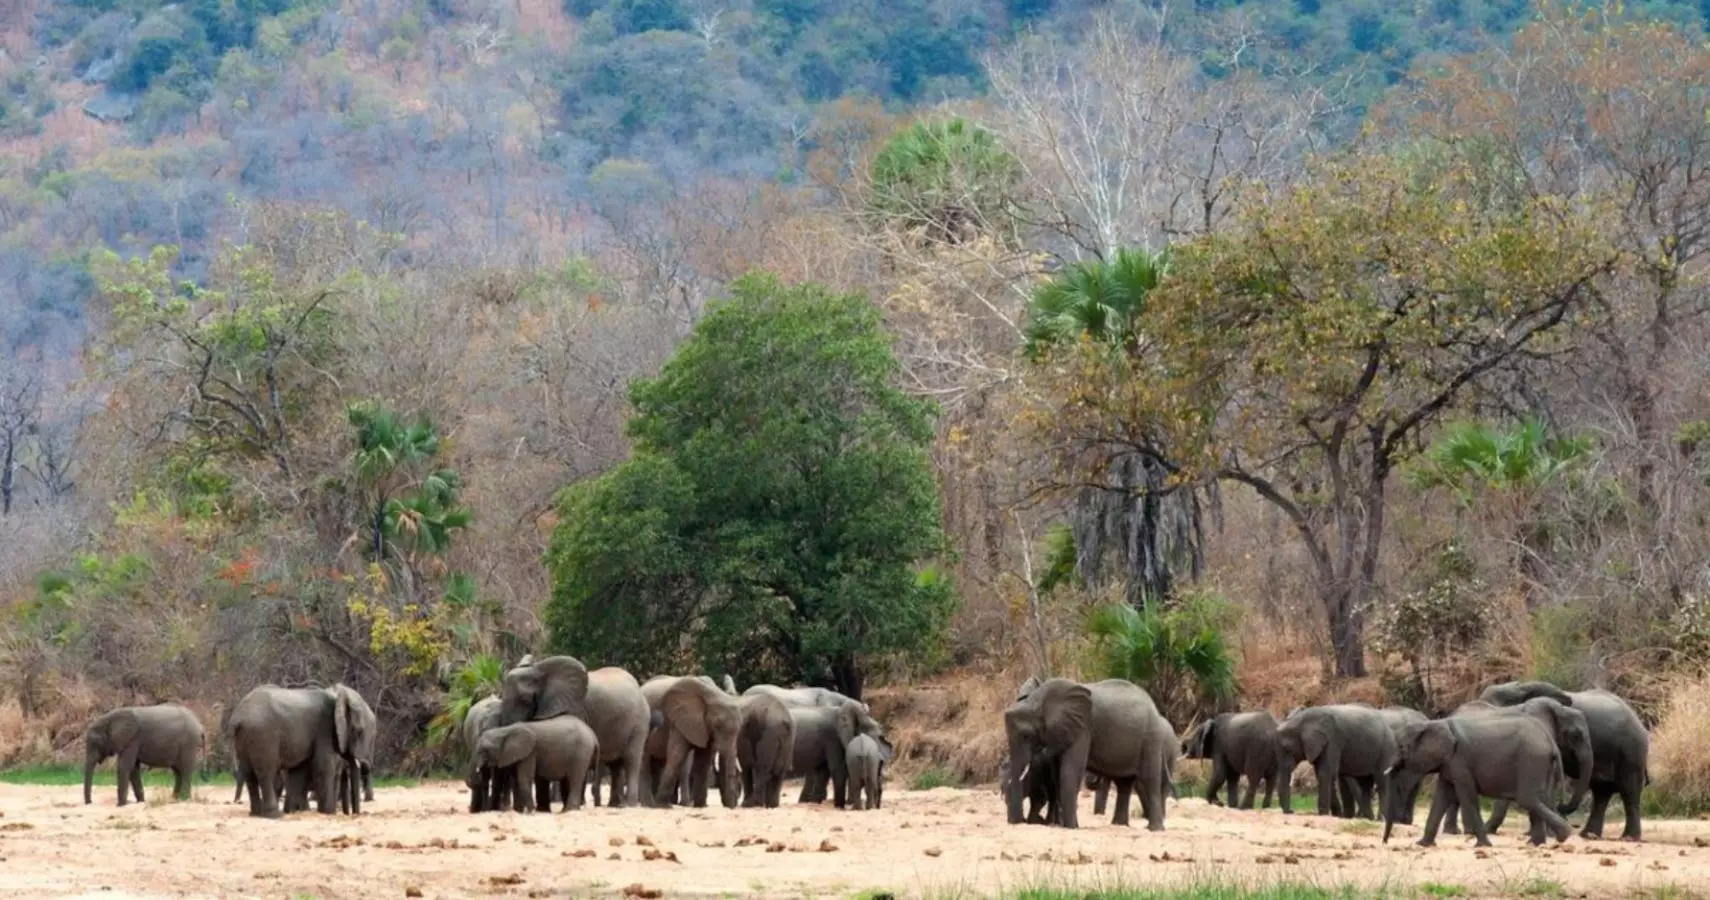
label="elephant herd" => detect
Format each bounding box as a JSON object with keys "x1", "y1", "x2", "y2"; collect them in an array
[
  {"x1": 1002, "y1": 676, "x2": 1651, "y2": 847},
  {"x1": 461, "y1": 656, "x2": 891, "y2": 813},
  {"x1": 80, "y1": 655, "x2": 891, "y2": 819},
  {"x1": 80, "y1": 664, "x2": 1651, "y2": 849}
]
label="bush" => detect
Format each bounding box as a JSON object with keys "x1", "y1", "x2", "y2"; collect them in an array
[
  {"x1": 1084, "y1": 590, "x2": 1239, "y2": 725},
  {"x1": 1647, "y1": 671, "x2": 1710, "y2": 815}
]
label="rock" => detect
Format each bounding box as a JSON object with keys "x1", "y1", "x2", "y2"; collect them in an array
[{"x1": 924, "y1": 847, "x2": 942, "y2": 857}]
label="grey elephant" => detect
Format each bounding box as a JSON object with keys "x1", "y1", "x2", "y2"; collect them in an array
[
  {"x1": 230, "y1": 684, "x2": 372, "y2": 817},
  {"x1": 847, "y1": 733, "x2": 886, "y2": 810},
  {"x1": 463, "y1": 695, "x2": 515, "y2": 812},
  {"x1": 1276, "y1": 704, "x2": 1398, "y2": 819},
  {"x1": 743, "y1": 683, "x2": 869, "y2": 712},
  {"x1": 647, "y1": 676, "x2": 742, "y2": 807},
  {"x1": 84, "y1": 703, "x2": 204, "y2": 806},
  {"x1": 1443, "y1": 698, "x2": 1593, "y2": 837},
  {"x1": 498, "y1": 656, "x2": 653, "y2": 810},
  {"x1": 787, "y1": 701, "x2": 882, "y2": 809},
  {"x1": 1003, "y1": 678, "x2": 1175, "y2": 830},
  {"x1": 1183, "y1": 711, "x2": 1285, "y2": 810},
  {"x1": 734, "y1": 692, "x2": 794, "y2": 808},
  {"x1": 1479, "y1": 680, "x2": 1649, "y2": 840},
  {"x1": 473, "y1": 716, "x2": 600, "y2": 813},
  {"x1": 1000, "y1": 754, "x2": 1060, "y2": 824},
  {"x1": 1384, "y1": 716, "x2": 1570, "y2": 847},
  {"x1": 1375, "y1": 706, "x2": 1429, "y2": 825}
]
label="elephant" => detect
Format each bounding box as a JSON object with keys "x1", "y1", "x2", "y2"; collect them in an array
[
  {"x1": 1000, "y1": 754, "x2": 1061, "y2": 824},
  {"x1": 645, "y1": 676, "x2": 741, "y2": 807},
  {"x1": 1003, "y1": 677, "x2": 1175, "y2": 830},
  {"x1": 230, "y1": 684, "x2": 372, "y2": 818},
  {"x1": 1444, "y1": 698, "x2": 1594, "y2": 837},
  {"x1": 788, "y1": 701, "x2": 882, "y2": 809},
  {"x1": 1275, "y1": 704, "x2": 1398, "y2": 819},
  {"x1": 473, "y1": 716, "x2": 600, "y2": 813},
  {"x1": 734, "y1": 692, "x2": 794, "y2": 808},
  {"x1": 1479, "y1": 680, "x2": 1649, "y2": 840},
  {"x1": 84, "y1": 703, "x2": 204, "y2": 806},
  {"x1": 1182, "y1": 711, "x2": 1286, "y2": 810},
  {"x1": 498, "y1": 656, "x2": 653, "y2": 809},
  {"x1": 1375, "y1": 706, "x2": 1429, "y2": 824},
  {"x1": 1384, "y1": 716, "x2": 1570, "y2": 847},
  {"x1": 463, "y1": 695, "x2": 515, "y2": 812},
  {"x1": 846, "y1": 733, "x2": 885, "y2": 810},
  {"x1": 742, "y1": 683, "x2": 869, "y2": 713}
]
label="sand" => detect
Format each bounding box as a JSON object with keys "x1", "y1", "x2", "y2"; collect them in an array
[{"x1": 2, "y1": 781, "x2": 1707, "y2": 898}]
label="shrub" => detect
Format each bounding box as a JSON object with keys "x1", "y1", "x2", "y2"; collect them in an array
[
  {"x1": 1085, "y1": 590, "x2": 1238, "y2": 725},
  {"x1": 1647, "y1": 671, "x2": 1710, "y2": 815}
]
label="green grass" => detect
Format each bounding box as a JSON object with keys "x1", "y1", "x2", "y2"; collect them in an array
[
  {"x1": 911, "y1": 768, "x2": 958, "y2": 790},
  {"x1": 1011, "y1": 886, "x2": 1401, "y2": 899},
  {"x1": 1417, "y1": 886, "x2": 1466, "y2": 899},
  {"x1": 0, "y1": 764, "x2": 419, "y2": 789}
]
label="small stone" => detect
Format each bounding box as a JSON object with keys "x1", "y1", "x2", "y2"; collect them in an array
[
  {"x1": 622, "y1": 885, "x2": 663, "y2": 899},
  {"x1": 635, "y1": 835, "x2": 654, "y2": 847},
  {"x1": 1600, "y1": 858, "x2": 1617, "y2": 868},
  {"x1": 563, "y1": 849, "x2": 596, "y2": 858},
  {"x1": 609, "y1": 837, "x2": 625, "y2": 847},
  {"x1": 818, "y1": 840, "x2": 838, "y2": 852},
  {"x1": 924, "y1": 847, "x2": 942, "y2": 858},
  {"x1": 607, "y1": 852, "x2": 622, "y2": 861},
  {"x1": 405, "y1": 887, "x2": 423, "y2": 898}
]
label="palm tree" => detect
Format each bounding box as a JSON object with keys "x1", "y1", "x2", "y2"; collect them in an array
[
  {"x1": 1086, "y1": 600, "x2": 1237, "y2": 726},
  {"x1": 869, "y1": 117, "x2": 1023, "y2": 244},
  {"x1": 425, "y1": 654, "x2": 505, "y2": 749},
  {"x1": 347, "y1": 401, "x2": 469, "y2": 564},
  {"x1": 1024, "y1": 247, "x2": 1204, "y2": 606}
]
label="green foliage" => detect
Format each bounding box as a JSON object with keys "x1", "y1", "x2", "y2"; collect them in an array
[
  {"x1": 869, "y1": 118, "x2": 1022, "y2": 244},
  {"x1": 345, "y1": 400, "x2": 470, "y2": 563},
  {"x1": 1407, "y1": 418, "x2": 1592, "y2": 503},
  {"x1": 425, "y1": 654, "x2": 505, "y2": 748},
  {"x1": 545, "y1": 273, "x2": 954, "y2": 691},
  {"x1": 1085, "y1": 592, "x2": 1238, "y2": 724},
  {"x1": 1024, "y1": 247, "x2": 1171, "y2": 360},
  {"x1": 1372, "y1": 541, "x2": 1495, "y2": 705},
  {"x1": 1035, "y1": 523, "x2": 1078, "y2": 595},
  {"x1": 909, "y1": 767, "x2": 957, "y2": 790}
]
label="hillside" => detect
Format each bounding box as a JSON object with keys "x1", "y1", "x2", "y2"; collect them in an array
[{"x1": 4, "y1": 0, "x2": 1710, "y2": 832}]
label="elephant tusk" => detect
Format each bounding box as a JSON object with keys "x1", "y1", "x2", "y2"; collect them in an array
[{"x1": 1018, "y1": 763, "x2": 1030, "y2": 784}]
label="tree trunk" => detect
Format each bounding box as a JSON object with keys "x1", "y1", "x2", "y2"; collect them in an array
[
  {"x1": 1323, "y1": 577, "x2": 1369, "y2": 678},
  {"x1": 830, "y1": 657, "x2": 863, "y2": 703},
  {"x1": 1, "y1": 437, "x2": 13, "y2": 515}
]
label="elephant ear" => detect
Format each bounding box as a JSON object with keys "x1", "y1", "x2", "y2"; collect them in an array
[
  {"x1": 663, "y1": 678, "x2": 715, "y2": 748},
  {"x1": 1038, "y1": 679, "x2": 1093, "y2": 754},
  {"x1": 1482, "y1": 680, "x2": 1572, "y2": 708},
  {"x1": 499, "y1": 725, "x2": 537, "y2": 767},
  {"x1": 835, "y1": 701, "x2": 860, "y2": 746},
  {"x1": 332, "y1": 685, "x2": 352, "y2": 756},
  {"x1": 534, "y1": 656, "x2": 589, "y2": 720},
  {"x1": 100, "y1": 710, "x2": 141, "y2": 754},
  {"x1": 1015, "y1": 676, "x2": 1042, "y2": 701},
  {"x1": 1412, "y1": 722, "x2": 1457, "y2": 769},
  {"x1": 876, "y1": 735, "x2": 895, "y2": 763}
]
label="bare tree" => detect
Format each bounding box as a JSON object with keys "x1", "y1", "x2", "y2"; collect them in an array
[{"x1": 0, "y1": 360, "x2": 41, "y2": 516}]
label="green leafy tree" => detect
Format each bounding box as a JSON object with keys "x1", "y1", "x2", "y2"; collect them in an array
[
  {"x1": 1038, "y1": 148, "x2": 1616, "y2": 677},
  {"x1": 345, "y1": 401, "x2": 470, "y2": 566},
  {"x1": 426, "y1": 654, "x2": 505, "y2": 749},
  {"x1": 869, "y1": 117, "x2": 1022, "y2": 245},
  {"x1": 545, "y1": 272, "x2": 954, "y2": 699}
]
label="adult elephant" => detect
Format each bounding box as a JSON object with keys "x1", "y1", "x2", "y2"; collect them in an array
[
  {"x1": 734, "y1": 692, "x2": 794, "y2": 808},
  {"x1": 647, "y1": 676, "x2": 741, "y2": 807},
  {"x1": 1276, "y1": 704, "x2": 1397, "y2": 819},
  {"x1": 463, "y1": 695, "x2": 512, "y2": 812},
  {"x1": 1440, "y1": 698, "x2": 1592, "y2": 836},
  {"x1": 84, "y1": 703, "x2": 204, "y2": 807},
  {"x1": 1479, "y1": 680, "x2": 1647, "y2": 840},
  {"x1": 1003, "y1": 678, "x2": 1175, "y2": 830},
  {"x1": 1384, "y1": 716, "x2": 1570, "y2": 847},
  {"x1": 498, "y1": 656, "x2": 653, "y2": 809},
  {"x1": 788, "y1": 700, "x2": 884, "y2": 809},
  {"x1": 230, "y1": 684, "x2": 372, "y2": 818},
  {"x1": 743, "y1": 683, "x2": 868, "y2": 713},
  {"x1": 1375, "y1": 706, "x2": 1429, "y2": 825},
  {"x1": 1182, "y1": 711, "x2": 1286, "y2": 810}
]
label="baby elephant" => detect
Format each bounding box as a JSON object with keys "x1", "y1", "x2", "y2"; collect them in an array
[
  {"x1": 846, "y1": 733, "x2": 886, "y2": 810},
  {"x1": 474, "y1": 716, "x2": 600, "y2": 814},
  {"x1": 84, "y1": 703, "x2": 205, "y2": 806}
]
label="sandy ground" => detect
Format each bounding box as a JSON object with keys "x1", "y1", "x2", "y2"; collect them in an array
[{"x1": 2, "y1": 781, "x2": 1709, "y2": 899}]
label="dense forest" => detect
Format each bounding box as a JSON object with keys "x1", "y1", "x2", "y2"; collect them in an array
[{"x1": 4, "y1": 0, "x2": 1710, "y2": 810}]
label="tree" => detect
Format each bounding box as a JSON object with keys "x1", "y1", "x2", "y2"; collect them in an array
[
  {"x1": 1037, "y1": 148, "x2": 1615, "y2": 678},
  {"x1": 1023, "y1": 248, "x2": 1206, "y2": 606},
  {"x1": 0, "y1": 360, "x2": 40, "y2": 515},
  {"x1": 868, "y1": 117, "x2": 1022, "y2": 245},
  {"x1": 544, "y1": 272, "x2": 954, "y2": 699},
  {"x1": 1086, "y1": 594, "x2": 1238, "y2": 726},
  {"x1": 345, "y1": 401, "x2": 470, "y2": 567}
]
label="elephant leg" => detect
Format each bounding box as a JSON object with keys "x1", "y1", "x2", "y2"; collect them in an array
[
  {"x1": 1617, "y1": 771, "x2": 1644, "y2": 841},
  {"x1": 129, "y1": 762, "x2": 146, "y2": 805},
  {"x1": 173, "y1": 756, "x2": 192, "y2": 801},
  {"x1": 1356, "y1": 776, "x2": 1376, "y2": 820},
  {"x1": 831, "y1": 745, "x2": 849, "y2": 810},
  {"x1": 257, "y1": 764, "x2": 284, "y2": 819},
  {"x1": 1204, "y1": 759, "x2": 1228, "y2": 806},
  {"x1": 1583, "y1": 782, "x2": 1614, "y2": 839},
  {"x1": 362, "y1": 762, "x2": 374, "y2": 803},
  {"x1": 1240, "y1": 775, "x2": 1258, "y2": 810},
  {"x1": 1056, "y1": 760, "x2": 1081, "y2": 829},
  {"x1": 1260, "y1": 772, "x2": 1275, "y2": 810},
  {"x1": 1111, "y1": 775, "x2": 1134, "y2": 827},
  {"x1": 1447, "y1": 767, "x2": 1490, "y2": 846},
  {"x1": 568, "y1": 765, "x2": 587, "y2": 812},
  {"x1": 1370, "y1": 773, "x2": 1388, "y2": 824},
  {"x1": 1419, "y1": 779, "x2": 1453, "y2": 847},
  {"x1": 688, "y1": 749, "x2": 714, "y2": 808},
  {"x1": 655, "y1": 732, "x2": 692, "y2": 807},
  {"x1": 1314, "y1": 752, "x2": 1342, "y2": 816},
  {"x1": 535, "y1": 777, "x2": 552, "y2": 813},
  {"x1": 115, "y1": 747, "x2": 139, "y2": 807},
  {"x1": 1487, "y1": 798, "x2": 1511, "y2": 833},
  {"x1": 1092, "y1": 777, "x2": 1109, "y2": 816}
]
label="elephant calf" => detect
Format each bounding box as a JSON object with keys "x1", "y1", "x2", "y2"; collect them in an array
[
  {"x1": 474, "y1": 716, "x2": 600, "y2": 814},
  {"x1": 1183, "y1": 711, "x2": 1285, "y2": 811},
  {"x1": 846, "y1": 733, "x2": 885, "y2": 810},
  {"x1": 84, "y1": 703, "x2": 205, "y2": 806}
]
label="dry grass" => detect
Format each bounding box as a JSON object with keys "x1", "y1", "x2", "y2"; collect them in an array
[
  {"x1": 869, "y1": 662, "x2": 1027, "y2": 785},
  {"x1": 1647, "y1": 670, "x2": 1710, "y2": 812},
  {"x1": 0, "y1": 678, "x2": 99, "y2": 768}
]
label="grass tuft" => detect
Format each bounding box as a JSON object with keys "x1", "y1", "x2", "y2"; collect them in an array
[
  {"x1": 1648, "y1": 671, "x2": 1710, "y2": 817},
  {"x1": 911, "y1": 767, "x2": 958, "y2": 790}
]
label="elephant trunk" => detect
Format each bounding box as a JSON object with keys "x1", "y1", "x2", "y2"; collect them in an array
[
  {"x1": 83, "y1": 745, "x2": 100, "y2": 805},
  {"x1": 1560, "y1": 742, "x2": 1592, "y2": 816},
  {"x1": 1381, "y1": 765, "x2": 1401, "y2": 843}
]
